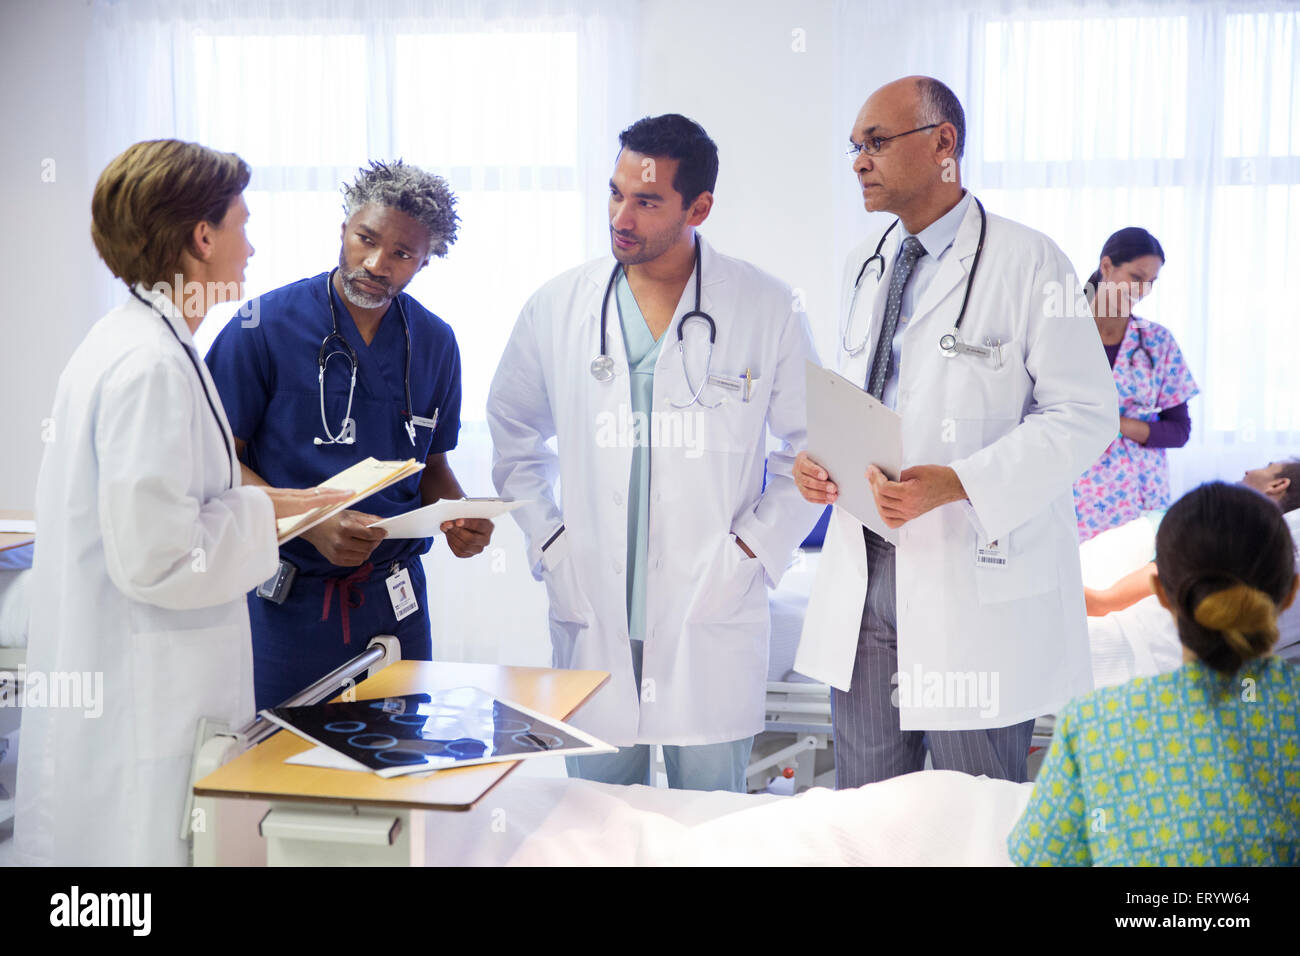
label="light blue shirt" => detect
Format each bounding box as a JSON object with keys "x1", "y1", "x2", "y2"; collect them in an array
[
  {"x1": 881, "y1": 189, "x2": 973, "y2": 409},
  {"x1": 615, "y1": 268, "x2": 663, "y2": 642}
]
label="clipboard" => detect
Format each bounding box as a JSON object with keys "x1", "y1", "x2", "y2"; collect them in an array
[{"x1": 805, "y1": 360, "x2": 902, "y2": 545}]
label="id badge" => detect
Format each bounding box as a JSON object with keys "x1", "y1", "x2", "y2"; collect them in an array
[
  {"x1": 706, "y1": 369, "x2": 761, "y2": 401},
  {"x1": 975, "y1": 538, "x2": 1008, "y2": 570},
  {"x1": 707, "y1": 373, "x2": 743, "y2": 395},
  {"x1": 386, "y1": 567, "x2": 419, "y2": 621},
  {"x1": 411, "y1": 409, "x2": 439, "y2": 431}
]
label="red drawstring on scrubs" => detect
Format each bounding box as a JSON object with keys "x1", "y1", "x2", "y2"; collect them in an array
[{"x1": 321, "y1": 562, "x2": 372, "y2": 645}]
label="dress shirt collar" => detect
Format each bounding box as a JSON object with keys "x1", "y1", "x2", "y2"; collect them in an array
[{"x1": 903, "y1": 189, "x2": 972, "y2": 260}]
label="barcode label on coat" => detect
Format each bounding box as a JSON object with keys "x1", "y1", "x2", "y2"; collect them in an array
[{"x1": 976, "y1": 539, "x2": 1008, "y2": 569}]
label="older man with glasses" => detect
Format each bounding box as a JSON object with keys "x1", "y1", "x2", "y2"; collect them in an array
[{"x1": 793, "y1": 76, "x2": 1118, "y2": 788}]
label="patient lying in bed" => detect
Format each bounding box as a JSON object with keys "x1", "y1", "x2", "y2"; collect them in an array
[{"x1": 1081, "y1": 459, "x2": 1300, "y2": 675}]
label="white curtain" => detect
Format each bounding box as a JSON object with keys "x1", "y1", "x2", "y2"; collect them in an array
[
  {"x1": 87, "y1": 0, "x2": 641, "y2": 665},
  {"x1": 832, "y1": 0, "x2": 1300, "y2": 497}
]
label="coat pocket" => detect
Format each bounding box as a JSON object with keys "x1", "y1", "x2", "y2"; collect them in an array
[
  {"x1": 693, "y1": 393, "x2": 766, "y2": 455},
  {"x1": 972, "y1": 511, "x2": 1061, "y2": 605},
  {"x1": 540, "y1": 530, "x2": 594, "y2": 667},
  {"x1": 540, "y1": 529, "x2": 588, "y2": 623},
  {"x1": 693, "y1": 533, "x2": 767, "y2": 624}
]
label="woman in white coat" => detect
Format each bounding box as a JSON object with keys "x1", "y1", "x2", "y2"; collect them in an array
[{"x1": 14, "y1": 140, "x2": 347, "y2": 866}]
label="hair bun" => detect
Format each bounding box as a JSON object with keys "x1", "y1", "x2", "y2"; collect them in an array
[{"x1": 1191, "y1": 583, "x2": 1278, "y2": 659}]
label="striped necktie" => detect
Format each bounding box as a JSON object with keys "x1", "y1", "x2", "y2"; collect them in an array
[{"x1": 867, "y1": 235, "x2": 925, "y2": 400}]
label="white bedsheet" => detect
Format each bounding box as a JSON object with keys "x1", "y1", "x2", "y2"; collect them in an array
[{"x1": 422, "y1": 769, "x2": 1032, "y2": 866}]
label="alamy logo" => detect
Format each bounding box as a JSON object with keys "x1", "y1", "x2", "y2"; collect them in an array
[
  {"x1": 891, "y1": 665, "x2": 1000, "y2": 718},
  {"x1": 49, "y1": 886, "x2": 151, "y2": 936},
  {"x1": 594, "y1": 406, "x2": 704, "y2": 459},
  {"x1": 0, "y1": 668, "x2": 102, "y2": 718}
]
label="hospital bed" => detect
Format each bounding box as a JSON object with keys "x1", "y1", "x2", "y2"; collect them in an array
[
  {"x1": 750, "y1": 520, "x2": 1218, "y2": 792},
  {"x1": 189, "y1": 652, "x2": 1033, "y2": 867},
  {"x1": 184, "y1": 609, "x2": 1060, "y2": 867},
  {"x1": 756, "y1": 551, "x2": 1058, "y2": 790},
  {"x1": 0, "y1": 542, "x2": 33, "y2": 842},
  {"x1": 753, "y1": 553, "x2": 833, "y2": 793},
  {"x1": 186, "y1": 574, "x2": 1295, "y2": 867},
  {"x1": 190, "y1": 639, "x2": 1033, "y2": 868},
  {"x1": 0, "y1": 545, "x2": 31, "y2": 672}
]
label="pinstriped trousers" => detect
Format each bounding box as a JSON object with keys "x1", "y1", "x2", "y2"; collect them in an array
[{"x1": 830, "y1": 528, "x2": 1035, "y2": 789}]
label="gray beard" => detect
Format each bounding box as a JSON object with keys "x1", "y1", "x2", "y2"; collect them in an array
[
  {"x1": 340, "y1": 276, "x2": 388, "y2": 310},
  {"x1": 336, "y1": 252, "x2": 390, "y2": 309}
]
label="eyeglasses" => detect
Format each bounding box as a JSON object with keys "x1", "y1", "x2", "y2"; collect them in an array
[{"x1": 845, "y1": 124, "x2": 940, "y2": 158}]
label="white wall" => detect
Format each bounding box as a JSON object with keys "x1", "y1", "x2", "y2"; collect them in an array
[
  {"x1": 0, "y1": 0, "x2": 96, "y2": 511},
  {"x1": 637, "y1": 0, "x2": 839, "y2": 359}
]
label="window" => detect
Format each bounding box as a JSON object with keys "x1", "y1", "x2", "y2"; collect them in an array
[
  {"x1": 190, "y1": 27, "x2": 587, "y2": 424},
  {"x1": 973, "y1": 7, "x2": 1300, "y2": 444}
]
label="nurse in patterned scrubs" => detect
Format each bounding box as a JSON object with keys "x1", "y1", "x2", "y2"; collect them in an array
[
  {"x1": 1072, "y1": 228, "x2": 1199, "y2": 541},
  {"x1": 1009, "y1": 482, "x2": 1300, "y2": 866}
]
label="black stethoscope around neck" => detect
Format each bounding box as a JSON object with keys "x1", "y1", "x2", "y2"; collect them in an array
[
  {"x1": 318, "y1": 268, "x2": 416, "y2": 446},
  {"x1": 591, "y1": 235, "x2": 720, "y2": 409},
  {"x1": 129, "y1": 285, "x2": 235, "y2": 490},
  {"x1": 843, "y1": 196, "x2": 989, "y2": 360}
]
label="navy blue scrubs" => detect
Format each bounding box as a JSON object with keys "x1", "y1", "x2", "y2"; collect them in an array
[{"x1": 206, "y1": 272, "x2": 461, "y2": 710}]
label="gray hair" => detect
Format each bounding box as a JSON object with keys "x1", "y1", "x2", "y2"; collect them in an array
[
  {"x1": 342, "y1": 159, "x2": 459, "y2": 258},
  {"x1": 916, "y1": 78, "x2": 965, "y2": 161}
]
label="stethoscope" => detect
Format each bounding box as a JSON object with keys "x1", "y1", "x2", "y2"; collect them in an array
[
  {"x1": 1124, "y1": 321, "x2": 1156, "y2": 370},
  {"x1": 843, "y1": 197, "x2": 993, "y2": 363},
  {"x1": 1107, "y1": 321, "x2": 1160, "y2": 474},
  {"x1": 317, "y1": 268, "x2": 417, "y2": 446},
  {"x1": 590, "y1": 235, "x2": 721, "y2": 409},
  {"x1": 129, "y1": 286, "x2": 235, "y2": 490},
  {"x1": 1115, "y1": 321, "x2": 1159, "y2": 420},
  {"x1": 1088, "y1": 279, "x2": 1157, "y2": 370}
]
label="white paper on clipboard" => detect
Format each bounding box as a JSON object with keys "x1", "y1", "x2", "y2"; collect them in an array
[
  {"x1": 805, "y1": 361, "x2": 902, "y2": 545},
  {"x1": 366, "y1": 498, "x2": 529, "y2": 538}
]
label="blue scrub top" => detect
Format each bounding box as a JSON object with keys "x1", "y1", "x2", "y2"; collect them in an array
[
  {"x1": 615, "y1": 267, "x2": 663, "y2": 643},
  {"x1": 205, "y1": 271, "x2": 462, "y2": 575}
]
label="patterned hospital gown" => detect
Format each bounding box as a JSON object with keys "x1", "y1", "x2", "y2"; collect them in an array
[
  {"x1": 1073, "y1": 318, "x2": 1199, "y2": 542},
  {"x1": 1007, "y1": 657, "x2": 1300, "y2": 866}
]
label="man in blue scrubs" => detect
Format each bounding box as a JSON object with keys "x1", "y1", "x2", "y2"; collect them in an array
[{"x1": 207, "y1": 160, "x2": 492, "y2": 709}]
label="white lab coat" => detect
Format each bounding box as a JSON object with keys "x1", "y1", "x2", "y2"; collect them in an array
[
  {"x1": 15, "y1": 288, "x2": 278, "y2": 866},
  {"x1": 794, "y1": 199, "x2": 1118, "y2": 730},
  {"x1": 488, "y1": 237, "x2": 822, "y2": 746}
]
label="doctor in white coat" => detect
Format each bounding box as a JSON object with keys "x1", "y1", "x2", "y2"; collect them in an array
[
  {"x1": 15, "y1": 140, "x2": 345, "y2": 866},
  {"x1": 793, "y1": 78, "x2": 1118, "y2": 787},
  {"x1": 488, "y1": 115, "x2": 821, "y2": 791}
]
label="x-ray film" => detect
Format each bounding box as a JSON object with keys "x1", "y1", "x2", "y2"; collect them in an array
[{"x1": 262, "y1": 686, "x2": 616, "y2": 778}]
